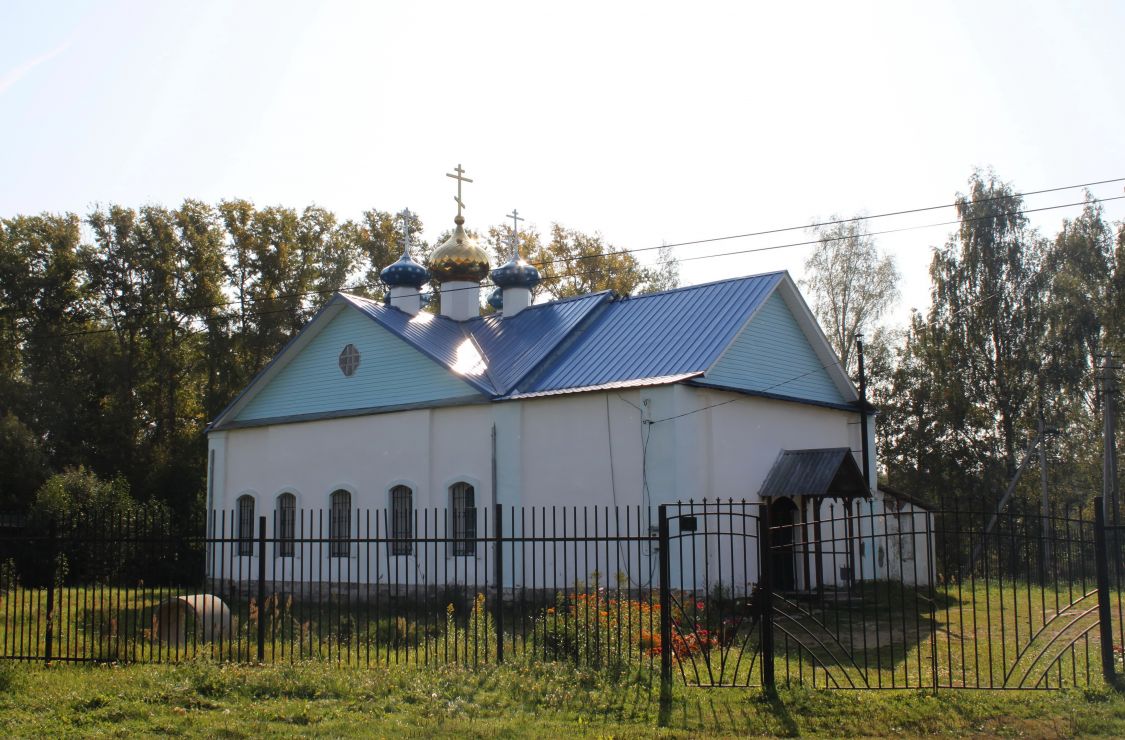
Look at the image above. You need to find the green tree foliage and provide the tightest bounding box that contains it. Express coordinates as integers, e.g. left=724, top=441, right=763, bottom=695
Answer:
left=0, top=214, right=98, bottom=470
left=0, top=413, right=49, bottom=510
left=25, top=467, right=174, bottom=585
left=525, top=224, right=678, bottom=299
left=2, top=177, right=1114, bottom=534
left=30, top=466, right=135, bottom=528
left=881, top=172, right=1049, bottom=509
left=879, top=172, right=1122, bottom=516
left=218, top=202, right=362, bottom=372
left=0, top=202, right=671, bottom=529
left=931, top=172, right=1048, bottom=477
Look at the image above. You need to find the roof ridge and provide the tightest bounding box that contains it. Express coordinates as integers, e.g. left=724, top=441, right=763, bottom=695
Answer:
left=518, top=289, right=615, bottom=310
left=508, top=294, right=617, bottom=394
left=615, top=271, right=786, bottom=301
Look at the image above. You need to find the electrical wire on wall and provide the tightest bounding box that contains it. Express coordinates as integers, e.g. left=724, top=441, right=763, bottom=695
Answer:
left=603, top=392, right=658, bottom=588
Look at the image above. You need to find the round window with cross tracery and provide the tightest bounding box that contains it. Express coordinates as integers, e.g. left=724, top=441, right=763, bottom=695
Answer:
left=338, top=344, right=360, bottom=377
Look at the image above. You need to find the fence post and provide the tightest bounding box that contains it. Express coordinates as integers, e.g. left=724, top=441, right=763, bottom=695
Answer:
left=1093, top=498, right=1116, bottom=685
left=758, top=502, right=775, bottom=694
left=494, top=503, right=504, bottom=665
left=658, top=505, right=672, bottom=700
left=257, top=515, right=266, bottom=663
left=44, top=521, right=56, bottom=667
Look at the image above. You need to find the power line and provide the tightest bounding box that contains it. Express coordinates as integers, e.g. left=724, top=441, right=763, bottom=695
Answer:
left=375, top=190, right=1125, bottom=291
left=5, top=178, right=1121, bottom=326
left=561, top=175, right=1125, bottom=260
left=3, top=187, right=1123, bottom=344
left=625, top=194, right=1125, bottom=266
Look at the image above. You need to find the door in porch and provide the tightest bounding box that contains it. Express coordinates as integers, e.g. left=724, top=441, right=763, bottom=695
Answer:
left=769, top=496, right=798, bottom=592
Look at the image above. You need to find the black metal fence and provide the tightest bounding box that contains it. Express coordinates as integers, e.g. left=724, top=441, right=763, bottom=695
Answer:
left=0, top=498, right=1121, bottom=692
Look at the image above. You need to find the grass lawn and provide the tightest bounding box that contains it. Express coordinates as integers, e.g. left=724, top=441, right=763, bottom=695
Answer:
left=0, top=660, right=1122, bottom=738
left=5, top=579, right=1119, bottom=691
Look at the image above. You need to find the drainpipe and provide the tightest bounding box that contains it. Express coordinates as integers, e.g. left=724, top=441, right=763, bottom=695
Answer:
left=491, top=422, right=498, bottom=510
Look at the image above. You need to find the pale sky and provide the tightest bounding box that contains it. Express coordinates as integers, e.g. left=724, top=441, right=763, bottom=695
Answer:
left=3, top=0, right=1124, bottom=328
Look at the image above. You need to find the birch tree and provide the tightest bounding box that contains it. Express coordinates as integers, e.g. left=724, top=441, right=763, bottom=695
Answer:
left=801, top=217, right=899, bottom=376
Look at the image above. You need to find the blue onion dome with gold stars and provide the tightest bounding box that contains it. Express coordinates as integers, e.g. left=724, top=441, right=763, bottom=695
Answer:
left=491, top=253, right=541, bottom=289
left=427, top=215, right=491, bottom=283
left=380, top=250, right=429, bottom=288
left=487, top=286, right=504, bottom=310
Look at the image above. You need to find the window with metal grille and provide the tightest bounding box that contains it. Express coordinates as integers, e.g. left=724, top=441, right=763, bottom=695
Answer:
left=330, top=490, right=351, bottom=557
left=277, top=493, right=296, bottom=558
left=237, top=495, right=255, bottom=556
left=390, top=485, right=413, bottom=556
left=450, top=482, right=475, bottom=556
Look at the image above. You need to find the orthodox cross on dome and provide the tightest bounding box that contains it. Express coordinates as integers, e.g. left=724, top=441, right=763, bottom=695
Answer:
left=445, top=163, right=473, bottom=219
left=506, top=208, right=524, bottom=258
left=398, top=208, right=414, bottom=257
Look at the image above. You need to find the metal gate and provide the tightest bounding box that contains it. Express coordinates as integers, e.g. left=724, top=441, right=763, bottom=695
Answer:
left=658, top=501, right=763, bottom=688
left=659, top=497, right=1122, bottom=691
left=1096, top=505, right=1124, bottom=688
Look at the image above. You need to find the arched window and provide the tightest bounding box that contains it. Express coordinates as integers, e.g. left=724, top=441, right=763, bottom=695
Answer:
left=450, top=482, right=475, bottom=556
left=237, top=494, right=255, bottom=556
left=330, top=489, right=351, bottom=558
left=390, top=485, right=413, bottom=556
left=276, top=493, right=296, bottom=558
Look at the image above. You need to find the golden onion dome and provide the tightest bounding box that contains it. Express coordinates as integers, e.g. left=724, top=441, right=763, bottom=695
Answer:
left=427, top=215, right=490, bottom=283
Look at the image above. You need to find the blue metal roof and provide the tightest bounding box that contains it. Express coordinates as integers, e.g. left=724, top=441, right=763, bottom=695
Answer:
left=211, top=272, right=819, bottom=428
left=521, top=273, right=783, bottom=393
left=335, top=273, right=783, bottom=399
left=465, top=292, right=612, bottom=394
left=341, top=290, right=611, bottom=396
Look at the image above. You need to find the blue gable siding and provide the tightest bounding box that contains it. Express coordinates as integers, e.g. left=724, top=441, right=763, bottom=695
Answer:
left=235, top=307, right=479, bottom=422
left=704, top=292, right=845, bottom=405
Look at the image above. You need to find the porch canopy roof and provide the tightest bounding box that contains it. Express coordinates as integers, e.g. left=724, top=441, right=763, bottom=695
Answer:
left=757, top=448, right=869, bottom=499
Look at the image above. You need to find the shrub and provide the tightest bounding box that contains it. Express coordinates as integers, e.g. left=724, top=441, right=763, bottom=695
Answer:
left=23, top=468, right=177, bottom=586
left=531, top=589, right=729, bottom=669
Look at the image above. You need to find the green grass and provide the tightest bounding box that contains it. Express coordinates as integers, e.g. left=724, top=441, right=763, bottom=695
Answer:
left=3, top=579, right=1122, bottom=693
left=761, top=580, right=1121, bottom=690
left=0, top=660, right=1121, bottom=737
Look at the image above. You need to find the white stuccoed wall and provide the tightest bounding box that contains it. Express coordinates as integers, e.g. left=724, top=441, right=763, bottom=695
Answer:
left=207, top=385, right=868, bottom=588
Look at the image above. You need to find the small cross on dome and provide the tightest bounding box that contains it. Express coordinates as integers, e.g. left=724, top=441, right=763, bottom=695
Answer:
left=506, top=208, right=524, bottom=258
left=398, top=208, right=414, bottom=257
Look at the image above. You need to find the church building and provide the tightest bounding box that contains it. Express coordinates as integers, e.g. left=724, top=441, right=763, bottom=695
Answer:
left=205, top=167, right=930, bottom=592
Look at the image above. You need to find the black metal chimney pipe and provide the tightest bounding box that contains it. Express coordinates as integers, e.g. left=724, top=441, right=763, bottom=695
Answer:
left=856, top=334, right=872, bottom=491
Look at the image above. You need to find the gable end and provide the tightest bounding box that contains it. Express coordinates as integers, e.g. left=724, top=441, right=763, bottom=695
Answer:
left=703, top=288, right=851, bottom=406
left=226, top=305, right=481, bottom=426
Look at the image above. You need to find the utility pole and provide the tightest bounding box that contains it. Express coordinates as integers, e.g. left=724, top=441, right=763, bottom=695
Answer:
left=1038, top=405, right=1050, bottom=575
left=969, top=428, right=1042, bottom=570
left=1102, top=354, right=1119, bottom=525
